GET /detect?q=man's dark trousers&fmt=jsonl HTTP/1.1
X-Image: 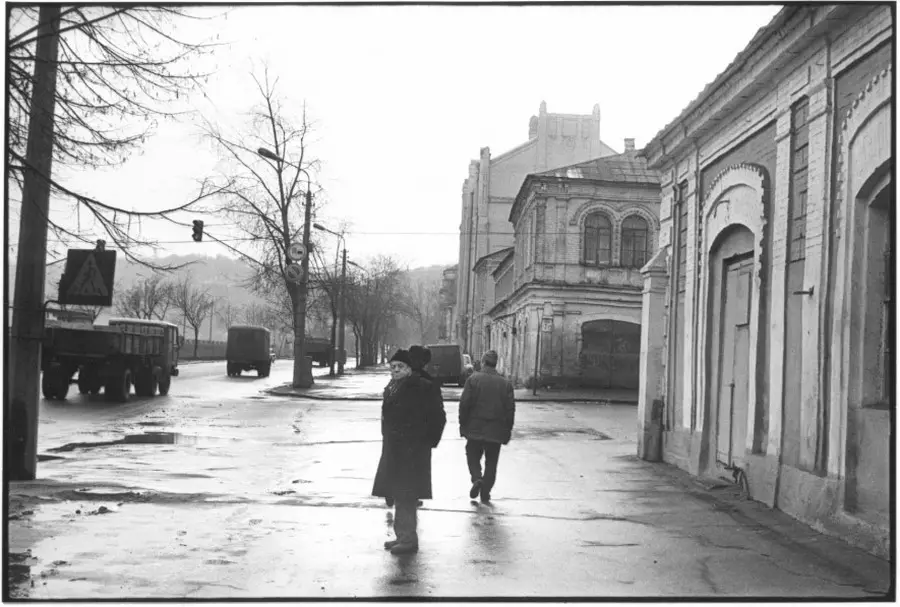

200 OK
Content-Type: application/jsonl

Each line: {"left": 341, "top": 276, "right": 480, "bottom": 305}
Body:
{"left": 466, "top": 439, "right": 502, "bottom": 494}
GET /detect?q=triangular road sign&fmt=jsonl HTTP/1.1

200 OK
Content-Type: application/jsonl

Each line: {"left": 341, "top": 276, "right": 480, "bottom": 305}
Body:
{"left": 66, "top": 253, "right": 109, "bottom": 298}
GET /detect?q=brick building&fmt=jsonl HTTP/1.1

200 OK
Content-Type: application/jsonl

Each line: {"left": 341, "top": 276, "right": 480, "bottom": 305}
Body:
{"left": 487, "top": 147, "right": 660, "bottom": 388}
{"left": 454, "top": 102, "right": 619, "bottom": 358}
{"left": 635, "top": 4, "right": 892, "bottom": 558}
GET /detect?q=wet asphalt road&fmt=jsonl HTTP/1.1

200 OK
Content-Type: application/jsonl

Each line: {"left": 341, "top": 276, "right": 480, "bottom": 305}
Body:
{"left": 7, "top": 361, "right": 891, "bottom": 599}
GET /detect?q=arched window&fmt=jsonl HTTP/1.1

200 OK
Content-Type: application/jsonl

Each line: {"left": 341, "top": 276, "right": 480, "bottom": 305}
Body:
{"left": 583, "top": 213, "right": 611, "bottom": 266}
{"left": 621, "top": 215, "right": 650, "bottom": 268}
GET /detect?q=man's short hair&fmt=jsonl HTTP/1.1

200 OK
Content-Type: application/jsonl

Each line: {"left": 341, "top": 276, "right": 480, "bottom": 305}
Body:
{"left": 482, "top": 350, "right": 498, "bottom": 367}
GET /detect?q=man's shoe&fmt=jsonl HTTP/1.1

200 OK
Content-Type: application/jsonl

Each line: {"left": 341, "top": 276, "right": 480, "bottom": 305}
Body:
{"left": 385, "top": 497, "right": 394, "bottom": 507}
{"left": 469, "top": 479, "right": 483, "bottom": 499}
{"left": 384, "top": 539, "right": 400, "bottom": 550}
{"left": 480, "top": 489, "right": 491, "bottom": 504}
{"left": 390, "top": 542, "right": 418, "bottom": 555}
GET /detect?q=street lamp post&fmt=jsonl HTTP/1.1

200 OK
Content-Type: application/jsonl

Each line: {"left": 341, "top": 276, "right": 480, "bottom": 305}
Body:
{"left": 258, "top": 147, "right": 314, "bottom": 388}
{"left": 313, "top": 222, "right": 347, "bottom": 376}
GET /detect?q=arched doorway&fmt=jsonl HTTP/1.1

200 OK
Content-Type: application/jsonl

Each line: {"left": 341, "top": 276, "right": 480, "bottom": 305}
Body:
{"left": 579, "top": 320, "right": 640, "bottom": 389}
{"left": 705, "top": 225, "right": 755, "bottom": 471}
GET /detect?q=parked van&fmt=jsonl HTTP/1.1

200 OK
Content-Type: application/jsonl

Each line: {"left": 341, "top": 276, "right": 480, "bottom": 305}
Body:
{"left": 423, "top": 344, "right": 467, "bottom": 387}
{"left": 226, "top": 325, "right": 271, "bottom": 378}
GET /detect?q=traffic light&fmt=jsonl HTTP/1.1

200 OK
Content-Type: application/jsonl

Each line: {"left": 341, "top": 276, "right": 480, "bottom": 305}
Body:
{"left": 192, "top": 220, "right": 204, "bottom": 242}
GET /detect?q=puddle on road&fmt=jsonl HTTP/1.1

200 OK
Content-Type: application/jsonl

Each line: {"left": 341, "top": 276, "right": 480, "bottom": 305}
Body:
{"left": 47, "top": 432, "right": 236, "bottom": 453}
{"left": 513, "top": 427, "right": 611, "bottom": 440}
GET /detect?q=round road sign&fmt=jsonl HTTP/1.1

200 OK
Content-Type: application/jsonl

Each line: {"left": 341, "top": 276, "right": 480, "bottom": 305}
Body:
{"left": 288, "top": 242, "right": 307, "bottom": 262}
{"left": 284, "top": 263, "right": 304, "bottom": 283}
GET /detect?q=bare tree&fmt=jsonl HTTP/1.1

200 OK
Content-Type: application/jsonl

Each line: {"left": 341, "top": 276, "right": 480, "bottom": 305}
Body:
{"left": 7, "top": 7, "right": 229, "bottom": 269}
{"left": 202, "top": 68, "right": 323, "bottom": 384}
{"left": 242, "top": 302, "right": 271, "bottom": 327}
{"left": 405, "top": 277, "right": 442, "bottom": 344}
{"left": 344, "top": 256, "right": 410, "bottom": 367}
{"left": 217, "top": 301, "right": 243, "bottom": 330}
{"left": 170, "top": 273, "right": 215, "bottom": 358}
{"left": 114, "top": 273, "right": 174, "bottom": 320}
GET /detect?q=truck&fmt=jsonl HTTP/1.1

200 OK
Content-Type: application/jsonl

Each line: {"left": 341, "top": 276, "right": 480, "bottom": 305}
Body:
{"left": 226, "top": 325, "right": 272, "bottom": 377}
{"left": 41, "top": 317, "right": 182, "bottom": 402}
{"left": 305, "top": 337, "right": 346, "bottom": 368}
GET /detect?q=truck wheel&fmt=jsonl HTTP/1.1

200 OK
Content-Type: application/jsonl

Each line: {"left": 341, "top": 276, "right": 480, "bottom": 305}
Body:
{"left": 226, "top": 362, "right": 236, "bottom": 377}
{"left": 133, "top": 371, "right": 146, "bottom": 396}
{"left": 258, "top": 363, "right": 270, "bottom": 378}
{"left": 147, "top": 370, "right": 158, "bottom": 397}
{"left": 105, "top": 368, "right": 131, "bottom": 403}
{"left": 77, "top": 367, "right": 93, "bottom": 394}
{"left": 158, "top": 371, "right": 171, "bottom": 396}
{"left": 42, "top": 365, "right": 68, "bottom": 400}
{"left": 134, "top": 368, "right": 157, "bottom": 397}
{"left": 42, "top": 369, "right": 56, "bottom": 400}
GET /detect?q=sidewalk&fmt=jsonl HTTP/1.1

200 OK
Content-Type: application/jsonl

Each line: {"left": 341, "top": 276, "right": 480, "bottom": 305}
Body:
{"left": 267, "top": 365, "right": 638, "bottom": 404}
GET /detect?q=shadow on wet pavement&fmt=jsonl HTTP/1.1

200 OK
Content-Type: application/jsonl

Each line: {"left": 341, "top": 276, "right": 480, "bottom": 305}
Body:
{"left": 46, "top": 432, "right": 237, "bottom": 453}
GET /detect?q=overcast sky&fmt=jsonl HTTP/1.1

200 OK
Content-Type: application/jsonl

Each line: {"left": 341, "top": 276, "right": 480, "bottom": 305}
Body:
{"left": 21, "top": 3, "right": 782, "bottom": 271}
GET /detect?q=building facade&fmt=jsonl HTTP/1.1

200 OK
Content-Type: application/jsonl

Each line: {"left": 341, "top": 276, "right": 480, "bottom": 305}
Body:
{"left": 490, "top": 149, "right": 660, "bottom": 389}
{"left": 635, "top": 4, "right": 892, "bottom": 558}
{"left": 437, "top": 265, "right": 457, "bottom": 343}
{"left": 455, "top": 102, "right": 619, "bottom": 358}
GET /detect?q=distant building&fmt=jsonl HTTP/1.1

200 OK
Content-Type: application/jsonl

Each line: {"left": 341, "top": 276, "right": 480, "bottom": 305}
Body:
{"left": 454, "top": 102, "right": 619, "bottom": 358}
{"left": 636, "top": 4, "right": 891, "bottom": 559}
{"left": 488, "top": 146, "right": 660, "bottom": 387}
{"left": 437, "top": 265, "right": 457, "bottom": 343}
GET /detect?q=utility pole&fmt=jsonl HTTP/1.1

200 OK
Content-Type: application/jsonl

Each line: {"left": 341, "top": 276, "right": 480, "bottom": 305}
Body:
{"left": 208, "top": 300, "right": 214, "bottom": 341}
{"left": 337, "top": 247, "right": 347, "bottom": 375}
{"left": 7, "top": 5, "right": 61, "bottom": 481}
{"left": 328, "top": 248, "right": 339, "bottom": 378}
{"left": 292, "top": 188, "right": 314, "bottom": 388}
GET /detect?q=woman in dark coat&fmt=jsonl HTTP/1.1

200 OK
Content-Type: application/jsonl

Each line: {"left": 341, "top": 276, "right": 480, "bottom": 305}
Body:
{"left": 372, "top": 348, "right": 446, "bottom": 555}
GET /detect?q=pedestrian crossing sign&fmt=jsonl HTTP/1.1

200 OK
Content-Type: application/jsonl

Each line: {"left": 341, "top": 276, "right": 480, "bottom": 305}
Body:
{"left": 58, "top": 249, "right": 117, "bottom": 306}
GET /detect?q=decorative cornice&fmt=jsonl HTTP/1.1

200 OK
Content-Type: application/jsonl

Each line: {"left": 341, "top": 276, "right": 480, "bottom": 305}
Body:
{"left": 702, "top": 163, "right": 770, "bottom": 291}
{"left": 836, "top": 65, "right": 892, "bottom": 199}
{"left": 703, "top": 162, "right": 768, "bottom": 212}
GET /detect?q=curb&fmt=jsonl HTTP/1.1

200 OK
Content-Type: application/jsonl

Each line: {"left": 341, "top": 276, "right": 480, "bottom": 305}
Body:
{"left": 264, "top": 388, "right": 636, "bottom": 405}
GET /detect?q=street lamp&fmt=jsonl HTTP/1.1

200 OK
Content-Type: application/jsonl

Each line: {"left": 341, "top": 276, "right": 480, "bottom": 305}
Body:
{"left": 257, "top": 146, "right": 314, "bottom": 388}
{"left": 313, "top": 222, "right": 347, "bottom": 376}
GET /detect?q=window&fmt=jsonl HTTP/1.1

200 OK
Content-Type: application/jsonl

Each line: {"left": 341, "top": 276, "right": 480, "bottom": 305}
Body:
{"left": 583, "top": 212, "right": 612, "bottom": 266}
{"left": 621, "top": 215, "right": 650, "bottom": 268}
{"left": 883, "top": 237, "right": 891, "bottom": 401}
{"left": 789, "top": 98, "right": 809, "bottom": 262}
{"left": 534, "top": 205, "right": 545, "bottom": 264}
{"left": 676, "top": 182, "right": 689, "bottom": 293}
{"left": 524, "top": 217, "right": 533, "bottom": 266}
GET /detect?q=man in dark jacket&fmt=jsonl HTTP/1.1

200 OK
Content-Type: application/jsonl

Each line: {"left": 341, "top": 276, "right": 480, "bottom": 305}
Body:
{"left": 372, "top": 348, "right": 445, "bottom": 555}
{"left": 458, "top": 350, "right": 515, "bottom": 504}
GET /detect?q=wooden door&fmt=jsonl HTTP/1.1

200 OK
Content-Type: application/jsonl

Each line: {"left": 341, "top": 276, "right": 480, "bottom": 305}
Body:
{"left": 580, "top": 320, "right": 641, "bottom": 389}
{"left": 716, "top": 255, "right": 753, "bottom": 466}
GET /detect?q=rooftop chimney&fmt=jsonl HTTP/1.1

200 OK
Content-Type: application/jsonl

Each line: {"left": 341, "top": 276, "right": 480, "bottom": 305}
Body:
{"left": 624, "top": 138, "right": 635, "bottom": 152}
